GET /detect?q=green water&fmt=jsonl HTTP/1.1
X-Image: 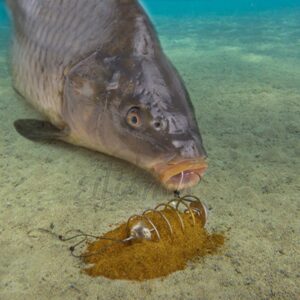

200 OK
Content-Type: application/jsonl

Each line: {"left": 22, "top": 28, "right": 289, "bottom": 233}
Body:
{"left": 0, "top": 1, "right": 299, "bottom": 299}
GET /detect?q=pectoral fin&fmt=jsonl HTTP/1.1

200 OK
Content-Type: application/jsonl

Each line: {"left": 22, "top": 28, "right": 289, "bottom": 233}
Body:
{"left": 14, "top": 119, "right": 67, "bottom": 141}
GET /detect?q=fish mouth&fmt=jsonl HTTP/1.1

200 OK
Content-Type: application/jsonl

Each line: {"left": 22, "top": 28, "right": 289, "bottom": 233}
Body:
{"left": 153, "top": 158, "right": 208, "bottom": 191}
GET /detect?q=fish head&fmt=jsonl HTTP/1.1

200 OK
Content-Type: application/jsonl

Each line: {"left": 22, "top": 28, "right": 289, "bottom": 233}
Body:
{"left": 101, "top": 53, "right": 208, "bottom": 191}
{"left": 64, "top": 51, "right": 207, "bottom": 191}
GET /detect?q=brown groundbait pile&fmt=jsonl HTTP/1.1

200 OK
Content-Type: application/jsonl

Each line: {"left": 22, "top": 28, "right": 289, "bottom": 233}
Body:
{"left": 82, "top": 209, "right": 224, "bottom": 281}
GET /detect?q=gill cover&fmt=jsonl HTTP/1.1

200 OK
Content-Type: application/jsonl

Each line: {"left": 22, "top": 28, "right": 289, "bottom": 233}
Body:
{"left": 63, "top": 52, "right": 122, "bottom": 149}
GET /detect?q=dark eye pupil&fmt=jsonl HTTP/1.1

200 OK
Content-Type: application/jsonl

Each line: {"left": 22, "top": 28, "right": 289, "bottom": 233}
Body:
{"left": 154, "top": 122, "right": 161, "bottom": 128}
{"left": 131, "top": 116, "right": 138, "bottom": 124}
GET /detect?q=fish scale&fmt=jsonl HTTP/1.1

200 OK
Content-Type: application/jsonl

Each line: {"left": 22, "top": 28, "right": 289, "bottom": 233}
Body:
{"left": 8, "top": 0, "right": 118, "bottom": 126}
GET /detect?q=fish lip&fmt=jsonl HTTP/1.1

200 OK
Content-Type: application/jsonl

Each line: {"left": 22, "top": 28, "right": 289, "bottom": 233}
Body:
{"left": 152, "top": 158, "right": 208, "bottom": 190}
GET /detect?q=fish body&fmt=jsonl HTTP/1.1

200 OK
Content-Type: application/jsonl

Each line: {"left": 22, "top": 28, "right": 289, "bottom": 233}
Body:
{"left": 7, "top": 0, "right": 207, "bottom": 190}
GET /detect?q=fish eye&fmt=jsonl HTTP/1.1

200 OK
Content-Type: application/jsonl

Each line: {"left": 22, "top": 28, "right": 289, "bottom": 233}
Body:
{"left": 126, "top": 107, "right": 142, "bottom": 128}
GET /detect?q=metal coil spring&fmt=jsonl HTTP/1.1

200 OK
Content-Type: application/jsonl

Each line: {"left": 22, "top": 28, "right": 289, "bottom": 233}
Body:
{"left": 57, "top": 194, "right": 208, "bottom": 257}
{"left": 125, "top": 194, "right": 208, "bottom": 242}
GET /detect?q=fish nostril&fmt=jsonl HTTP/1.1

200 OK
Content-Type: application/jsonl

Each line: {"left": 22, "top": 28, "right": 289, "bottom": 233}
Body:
{"left": 154, "top": 121, "right": 161, "bottom": 129}
{"left": 152, "top": 119, "right": 167, "bottom": 131}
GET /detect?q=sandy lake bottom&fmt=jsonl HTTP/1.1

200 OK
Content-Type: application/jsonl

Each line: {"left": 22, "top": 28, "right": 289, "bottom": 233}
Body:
{"left": 0, "top": 7, "right": 299, "bottom": 300}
